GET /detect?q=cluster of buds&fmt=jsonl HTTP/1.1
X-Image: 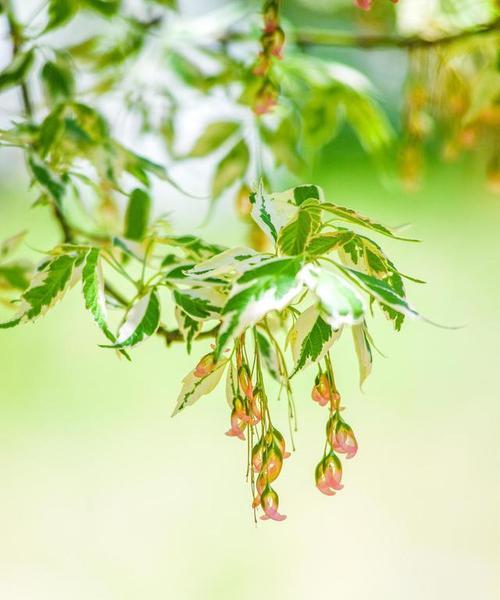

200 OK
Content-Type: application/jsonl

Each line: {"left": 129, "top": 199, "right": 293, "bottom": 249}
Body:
{"left": 226, "top": 334, "right": 291, "bottom": 521}
{"left": 311, "top": 361, "right": 358, "bottom": 497}
{"left": 252, "top": 1, "right": 284, "bottom": 115}
{"left": 355, "top": 0, "right": 398, "bottom": 10}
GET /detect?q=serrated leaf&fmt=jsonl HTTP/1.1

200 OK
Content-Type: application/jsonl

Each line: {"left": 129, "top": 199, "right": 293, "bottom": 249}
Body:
{"left": 306, "top": 231, "right": 352, "bottom": 256}
{"left": 188, "top": 121, "right": 239, "bottom": 158}
{"left": 340, "top": 265, "right": 419, "bottom": 322}
{"left": 172, "top": 358, "right": 228, "bottom": 416}
{"left": 0, "top": 49, "right": 35, "bottom": 93}
{"left": 290, "top": 305, "right": 341, "bottom": 373}
{"left": 352, "top": 323, "right": 372, "bottom": 387}
{"left": 215, "top": 257, "right": 304, "bottom": 358}
{"left": 0, "top": 263, "right": 31, "bottom": 290}
{"left": 278, "top": 200, "right": 321, "bottom": 256}
{"left": 124, "top": 188, "right": 151, "bottom": 241}
{"left": 250, "top": 183, "right": 324, "bottom": 243}
{"left": 299, "top": 265, "right": 365, "bottom": 329}
{"left": 183, "top": 247, "right": 265, "bottom": 280}
{"left": 173, "top": 287, "right": 225, "bottom": 320}
{"left": 321, "top": 203, "right": 418, "bottom": 242}
{"left": 108, "top": 289, "right": 160, "bottom": 348}
{"left": 28, "top": 155, "right": 66, "bottom": 207}
{"left": 158, "top": 235, "right": 226, "bottom": 261}
{"left": 175, "top": 306, "right": 201, "bottom": 353}
{"left": 82, "top": 248, "right": 115, "bottom": 342}
{"left": 212, "top": 139, "right": 249, "bottom": 198}
{"left": 0, "top": 253, "right": 81, "bottom": 329}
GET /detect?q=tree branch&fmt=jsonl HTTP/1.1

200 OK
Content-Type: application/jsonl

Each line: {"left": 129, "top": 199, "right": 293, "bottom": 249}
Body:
{"left": 294, "top": 17, "right": 500, "bottom": 50}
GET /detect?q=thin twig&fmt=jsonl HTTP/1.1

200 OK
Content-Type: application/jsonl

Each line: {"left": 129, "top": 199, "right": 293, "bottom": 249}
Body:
{"left": 294, "top": 17, "right": 500, "bottom": 50}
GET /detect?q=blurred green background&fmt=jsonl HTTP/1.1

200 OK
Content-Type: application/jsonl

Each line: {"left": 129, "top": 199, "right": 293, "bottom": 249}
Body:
{"left": 1, "top": 141, "right": 499, "bottom": 598}
{"left": 1, "top": 0, "right": 500, "bottom": 595}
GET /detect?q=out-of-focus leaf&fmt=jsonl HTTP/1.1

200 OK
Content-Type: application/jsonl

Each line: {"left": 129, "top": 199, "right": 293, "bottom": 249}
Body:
{"left": 188, "top": 121, "right": 240, "bottom": 158}
{"left": 0, "top": 49, "right": 35, "bottom": 93}
{"left": 124, "top": 189, "right": 151, "bottom": 241}
{"left": 212, "top": 139, "right": 249, "bottom": 198}
{"left": 41, "top": 60, "right": 75, "bottom": 104}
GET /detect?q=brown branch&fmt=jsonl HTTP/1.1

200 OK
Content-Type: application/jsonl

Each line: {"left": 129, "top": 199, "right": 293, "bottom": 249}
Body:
{"left": 294, "top": 17, "right": 500, "bottom": 50}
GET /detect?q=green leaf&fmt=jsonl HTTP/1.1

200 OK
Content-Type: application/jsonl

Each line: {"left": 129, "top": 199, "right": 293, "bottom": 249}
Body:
{"left": 290, "top": 305, "right": 341, "bottom": 373}
{"left": 82, "top": 0, "right": 121, "bottom": 16}
{"left": 0, "top": 49, "right": 35, "bottom": 93}
{"left": 173, "top": 287, "right": 225, "bottom": 320}
{"left": 183, "top": 247, "right": 265, "bottom": 281}
{"left": 340, "top": 265, "right": 419, "bottom": 322}
{"left": 108, "top": 289, "right": 160, "bottom": 348}
{"left": 306, "top": 231, "right": 351, "bottom": 256}
{"left": 81, "top": 248, "right": 115, "bottom": 342}
{"left": 188, "top": 121, "right": 239, "bottom": 158}
{"left": 0, "top": 231, "right": 27, "bottom": 261}
{"left": 321, "top": 203, "right": 418, "bottom": 242}
{"left": 124, "top": 188, "right": 151, "bottom": 241}
{"left": 175, "top": 307, "right": 201, "bottom": 353}
{"left": 352, "top": 323, "right": 372, "bottom": 387}
{"left": 28, "top": 155, "right": 66, "bottom": 207}
{"left": 172, "top": 358, "right": 228, "bottom": 416}
{"left": 212, "top": 139, "right": 249, "bottom": 198}
{"left": 278, "top": 200, "right": 321, "bottom": 256}
{"left": 46, "top": 0, "right": 79, "bottom": 31}
{"left": 0, "top": 263, "right": 31, "bottom": 290}
{"left": 215, "top": 257, "right": 304, "bottom": 358}
{"left": 41, "top": 60, "right": 75, "bottom": 104}
{"left": 299, "top": 265, "right": 365, "bottom": 328}
{"left": 158, "top": 235, "right": 225, "bottom": 261}
{"left": 250, "top": 183, "right": 324, "bottom": 243}
{"left": 0, "top": 253, "right": 81, "bottom": 329}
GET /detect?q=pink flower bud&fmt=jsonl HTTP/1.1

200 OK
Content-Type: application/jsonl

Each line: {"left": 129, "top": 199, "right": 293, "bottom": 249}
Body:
{"left": 253, "top": 81, "right": 278, "bottom": 116}
{"left": 238, "top": 365, "right": 254, "bottom": 400}
{"left": 355, "top": 0, "right": 372, "bottom": 10}
{"left": 327, "top": 415, "right": 358, "bottom": 459}
{"left": 225, "top": 405, "right": 247, "bottom": 441}
{"left": 193, "top": 353, "right": 215, "bottom": 378}
{"left": 271, "top": 427, "right": 291, "bottom": 459}
{"left": 311, "top": 374, "right": 339, "bottom": 408}
{"left": 260, "top": 486, "right": 287, "bottom": 521}
{"left": 315, "top": 452, "right": 343, "bottom": 496}
{"left": 252, "top": 439, "right": 264, "bottom": 472}
{"left": 263, "top": 444, "right": 283, "bottom": 482}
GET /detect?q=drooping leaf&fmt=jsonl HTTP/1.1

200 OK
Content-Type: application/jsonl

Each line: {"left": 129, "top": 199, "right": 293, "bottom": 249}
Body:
{"left": 158, "top": 235, "right": 226, "bottom": 261}
{"left": 321, "top": 203, "right": 418, "bottom": 242}
{"left": 339, "top": 265, "right": 419, "bottom": 322}
{"left": 124, "top": 188, "right": 151, "bottom": 241}
{"left": 0, "top": 252, "right": 82, "bottom": 329}
{"left": 175, "top": 306, "right": 202, "bottom": 353}
{"left": 108, "top": 289, "right": 160, "bottom": 348}
{"left": 212, "top": 139, "right": 249, "bottom": 198}
{"left": 215, "top": 257, "right": 304, "bottom": 358}
{"left": 28, "top": 155, "right": 66, "bottom": 207}
{"left": 183, "top": 247, "right": 266, "bottom": 281}
{"left": 0, "top": 49, "right": 35, "bottom": 93}
{"left": 188, "top": 121, "right": 240, "bottom": 158}
{"left": 299, "top": 265, "right": 365, "bottom": 329}
{"left": 172, "top": 358, "right": 228, "bottom": 416}
{"left": 256, "top": 330, "right": 281, "bottom": 381}
{"left": 81, "top": 248, "right": 115, "bottom": 342}
{"left": 352, "top": 322, "right": 372, "bottom": 387}
{"left": 290, "top": 305, "right": 341, "bottom": 373}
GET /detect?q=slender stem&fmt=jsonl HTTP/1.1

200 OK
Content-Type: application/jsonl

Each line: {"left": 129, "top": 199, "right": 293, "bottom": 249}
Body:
{"left": 294, "top": 17, "right": 500, "bottom": 50}
{"left": 5, "top": 5, "right": 34, "bottom": 118}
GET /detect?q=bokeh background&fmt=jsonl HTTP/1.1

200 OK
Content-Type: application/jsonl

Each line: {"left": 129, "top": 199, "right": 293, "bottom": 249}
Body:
{"left": 1, "top": 1, "right": 500, "bottom": 598}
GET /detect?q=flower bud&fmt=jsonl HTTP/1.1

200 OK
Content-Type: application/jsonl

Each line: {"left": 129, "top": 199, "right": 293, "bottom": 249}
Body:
{"left": 327, "top": 415, "right": 358, "bottom": 459}
{"left": 252, "top": 439, "right": 264, "bottom": 472}
{"left": 238, "top": 365, "right": 254, "bottom": 400}
{"left": 225, "top": 406, "right": 247, "bottom": 441}
{"left": 253, "top": 81, "right": 278, "bottom": 116}
{"left": 315, "top": 452, "right": 343, "bottom": 496}
{"left": 260, "top": 486, "right": 286, "bottom": 521}
{"left": 263, "top": 443, "right": 283, "bottom": 482}
{"left": 271, "top": 427, "right": 291, "bottom": 459}
{"left": 194, "top": 352, "right": 215, "bottom": 378}
{"left": 311, "top": 373, "right": 340, "bottom": 409}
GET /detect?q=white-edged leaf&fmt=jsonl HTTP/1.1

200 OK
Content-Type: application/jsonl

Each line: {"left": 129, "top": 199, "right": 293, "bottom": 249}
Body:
{"left": 82, "top": 248, "right": 115, "bottom": 342}
{"left": 172, "top": 359, "right": 228, "bottom": 416}
{"left": 256, "top": 330, "right": 281, "bottom": 381}
{"left": 215, "top": 257, "right": 304, "bottom": 358}
{"left": 340, "top": 265, "right": 419, "bottom": 320}
{"left": 299, "top": 264, "right": 365, "bottom": 329}
{"left": 0, "top": 252, "right": 82, "bottom": 329}
{"left": 110, "top": 289, "right": 160, "bottom": 348}
{"left": 290, "top": 305, "right": 342, "bottom": 373}
{"left": 278, "top": 200, "right": 322, "bottom": 256}
{"left": 250, "top": 183, "right": 324, "bottom": 244}
{"left": 175, "top": 306, "right": 202, "bottom": 353}
{"left": 184, "top": 247, "right": 266, "bottom": 280}
{"left": 352, "top": 323, "right": 372, "bottom": 387}
{"left": 173, "top": 287, "right": 226, "bottom": 320}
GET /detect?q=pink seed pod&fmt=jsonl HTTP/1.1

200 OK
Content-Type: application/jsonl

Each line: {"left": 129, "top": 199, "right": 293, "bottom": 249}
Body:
{"left": 260, "top": 486, "right": 287, "bottom": 521}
